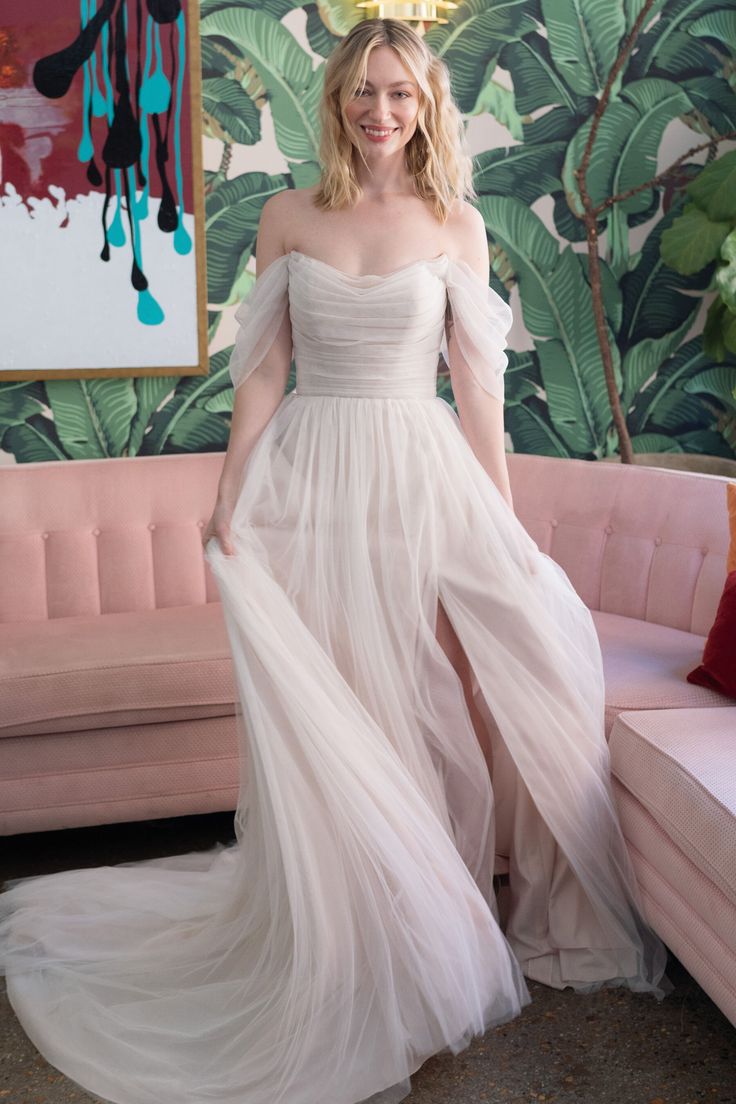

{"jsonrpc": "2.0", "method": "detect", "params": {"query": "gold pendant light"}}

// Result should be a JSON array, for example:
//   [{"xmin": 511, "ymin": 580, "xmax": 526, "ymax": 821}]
[{"xmin": 355, "ymin": 2, "xmax": 459, "ymax": 30}]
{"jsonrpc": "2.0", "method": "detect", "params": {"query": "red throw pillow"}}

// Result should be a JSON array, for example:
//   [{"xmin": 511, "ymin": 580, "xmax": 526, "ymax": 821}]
[{"xmin": 686, "ymin": 482, "xmax": 736, "ymax": 698}]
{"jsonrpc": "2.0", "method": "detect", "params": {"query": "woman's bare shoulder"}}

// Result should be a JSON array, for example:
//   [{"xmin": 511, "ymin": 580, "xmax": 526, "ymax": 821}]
[
  {"xmin": 261, "ymin": 186, "xmax": 317, "ymax": 220},
  {"xmin": 259, "ymin": 187, "xmax": 319, "ymax": 252},
  {"xmin": 444, "ymin": 198, "xmax": 485, "ymax": 240},
  {"xmin": 443, "ymin": 199, "xmax": 488, "ymax": 272}
]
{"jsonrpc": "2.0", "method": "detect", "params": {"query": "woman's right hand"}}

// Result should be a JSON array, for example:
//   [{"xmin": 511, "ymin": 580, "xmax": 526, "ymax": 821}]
[{"xmin": 202, "ymin": 499, "xmax": 236, "ymax": 556}]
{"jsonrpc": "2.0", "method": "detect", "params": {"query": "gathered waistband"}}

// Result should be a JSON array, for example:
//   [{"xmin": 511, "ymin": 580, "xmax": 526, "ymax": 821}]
[{"xmin": 295, "ymin": 360, "xmax": 438, "ymax": 400}]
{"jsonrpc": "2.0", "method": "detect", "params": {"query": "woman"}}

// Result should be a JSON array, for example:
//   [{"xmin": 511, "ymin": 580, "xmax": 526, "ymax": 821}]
[{"xmin": 0, "ymin": 18, "xmax": 670, "ymax": 1104}]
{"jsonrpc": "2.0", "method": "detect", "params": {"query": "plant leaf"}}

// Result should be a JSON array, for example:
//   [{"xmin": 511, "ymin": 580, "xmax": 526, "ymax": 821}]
[
  {"xmin": 202, "ymin": 77, "xmax": 261, "ymax": 145},
  {"xmin": 45, "ymin": 380, "xmax": 137, "ymax": 459}
]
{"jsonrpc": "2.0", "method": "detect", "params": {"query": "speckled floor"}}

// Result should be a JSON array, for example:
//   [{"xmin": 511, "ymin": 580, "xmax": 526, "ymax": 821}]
[{"xmin": 2, "ymin": 813, "xmax": 734, "ymax": 1104}]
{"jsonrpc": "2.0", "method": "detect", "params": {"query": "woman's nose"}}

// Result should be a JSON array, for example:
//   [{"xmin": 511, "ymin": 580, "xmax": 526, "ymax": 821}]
[{"xmin": 366, "ymin": 93, "xmax": 393, "ymax": 118}]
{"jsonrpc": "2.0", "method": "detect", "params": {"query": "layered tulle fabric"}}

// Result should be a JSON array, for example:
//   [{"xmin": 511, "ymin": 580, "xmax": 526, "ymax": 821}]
[
  {"xmin": 0, "ymin": 250, "xmax": 671, "ymax": 1104},
  {"xmin": 228, "ymin": 250, "xmax": 514, "ymax": 401}
]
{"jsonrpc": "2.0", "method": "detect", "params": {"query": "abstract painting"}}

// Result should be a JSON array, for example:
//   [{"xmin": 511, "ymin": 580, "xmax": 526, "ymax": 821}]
[{"xmin": 0, "ymin": 0, "xmax": 207, "ymax": 382}]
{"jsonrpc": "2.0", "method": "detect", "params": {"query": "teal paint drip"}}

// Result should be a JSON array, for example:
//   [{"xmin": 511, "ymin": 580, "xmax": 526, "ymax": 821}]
[
  {"xmin": 140, "ymin": 23, "xmax": 171, "ymax": 114},
  {"xmin": 136, "ymin": 15, "xmax": 154, "ymax": 221},
  {"xmin": 127, "ymin": 164, "xmax": 164, "ymax": 326},
  {"xmin": 78, "ymin": 0, "xmax": 94, "ymax": 162},
  {"xmin": 100, "ymin": 17, "xmax": 125, "ymax": 248},
  {"xmin": 173, "ymin": 11, "xmax": 192, "ymax": 257},
  {"xmin": 89, "ymin": 0, "xmax": 107, "ymax": 116}
]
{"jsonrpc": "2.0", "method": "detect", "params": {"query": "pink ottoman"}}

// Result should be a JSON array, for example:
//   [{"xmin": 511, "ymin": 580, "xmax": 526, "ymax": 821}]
[{"xmin": 609, "ymin": 707, "xmax": 736, "ymax": 1026}]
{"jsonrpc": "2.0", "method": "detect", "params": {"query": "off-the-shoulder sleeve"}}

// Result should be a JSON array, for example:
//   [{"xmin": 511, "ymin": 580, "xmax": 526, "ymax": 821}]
[
  {"xmin": 228, "ymin": 253, "xmax": 291, "ymax": 390},
  {"xmin": 440, "ymin": 257, "xmax": 514, "ymax": 403}
]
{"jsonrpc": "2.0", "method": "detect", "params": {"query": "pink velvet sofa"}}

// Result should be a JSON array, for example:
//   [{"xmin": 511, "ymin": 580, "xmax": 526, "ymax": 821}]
[{"xmin": 1, "ymin": 452, "xmax": 734, "ymax": 1018}]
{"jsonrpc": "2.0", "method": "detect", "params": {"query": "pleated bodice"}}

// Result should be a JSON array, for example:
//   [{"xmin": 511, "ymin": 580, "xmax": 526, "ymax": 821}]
[{"xmin": 288, "ymin": 251, "xmax": 448, "ymax": 399}]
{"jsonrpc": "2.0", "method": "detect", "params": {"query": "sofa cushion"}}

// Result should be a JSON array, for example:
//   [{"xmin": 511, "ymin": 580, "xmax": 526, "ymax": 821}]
[
  {"xmin": 592, "ymin": 609, "xmax": 733, "ymax": 735},
  {"xmin": 609, "ymin": 707, "xmax": 736, "ymax": 909},
  {"xmin": 611, "ymin": 779, "xmax": 736, "ymax": 1028},
  {"xmin": 0, "ymin": 603, "xmax": 236, "ymax": 738}
]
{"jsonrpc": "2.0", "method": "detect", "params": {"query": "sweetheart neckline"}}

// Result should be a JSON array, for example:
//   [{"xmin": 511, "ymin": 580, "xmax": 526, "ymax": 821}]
[{"xmin": 288, "ymin": 249, "xmax": 448, "ymax": 281}]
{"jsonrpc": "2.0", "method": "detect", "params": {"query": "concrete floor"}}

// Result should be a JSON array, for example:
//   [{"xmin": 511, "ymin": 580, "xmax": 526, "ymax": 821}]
[{"xmin": 2, "ymin": 812, "xmax": 734, "ymax": 1104}]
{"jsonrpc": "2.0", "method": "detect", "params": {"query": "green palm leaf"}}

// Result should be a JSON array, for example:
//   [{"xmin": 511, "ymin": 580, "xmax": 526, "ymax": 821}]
[
  {"xmin": 505, "ymin": 398, "xmax": 572, "ymax": 456},
  {"xmin": 205, "ymin": 172, "xmax": 288, "ymax": 306},
  {"xmin": 479, "ymin": 196, "xmax": 615, "ymax": 455},
  {"xmin": 473, "ymin": 142, "xmax": 567, "ymax": 202},
  {"xmin": 1, "ymin": 416, "xmax": 67, "ymax": 462},
  {"xmin": 627, "ymin": 0, "xmax": 731, "ymax": 78},
  {"xmin": 688, "ymin": 9, "xmax": 736, "ymax": 50},
  {"xmin": 424, "ymin": 0, "xmax": 537, "ymax": 113},
  {"xmin": 128, "ymin": 377, "xmax": 180, "ymax": 456},
  {"xmin": 630, "ymin": 433, "xmax": 684, "ymax": 452},
  {"xmin": 142, "ymin": 350, "xmax": 233, "ymax": 455},
  {"xmin": 201, "ymin": 7, "xmax": 321, "ymax": 164},
  {"xmin": 202, "ymin": 78, "xmax": 261, "ymax": 145},
  {"xmin": 45, "ymin": 380, "xmax": 137, "ymax": 459},
  {"xmin": 499, "ymin": 33, "xmax": 580, "ymax": 115},
  {"xmin": 541, "ymin": 0, "xmax": 625, "ymax": 97},
  {"xmin": 684, "ymin": 366, "xmax": 736, "ymax": 408}
]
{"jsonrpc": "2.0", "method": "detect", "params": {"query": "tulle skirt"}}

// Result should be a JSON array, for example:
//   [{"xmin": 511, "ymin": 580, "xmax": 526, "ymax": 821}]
[{"xmin": 0, "ymin": 391, "xmax": 670, "ymax": 1104}]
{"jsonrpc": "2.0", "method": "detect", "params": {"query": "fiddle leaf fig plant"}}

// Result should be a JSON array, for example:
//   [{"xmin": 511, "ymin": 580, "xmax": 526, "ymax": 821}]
[{"xmin": 660, "ymin": 149, "xmax": 736, "ymax": 361}]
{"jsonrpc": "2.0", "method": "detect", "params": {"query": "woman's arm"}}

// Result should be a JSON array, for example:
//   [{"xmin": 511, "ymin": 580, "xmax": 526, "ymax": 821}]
[
  {"xmin": 446, "ymin": 204, "xmax": 515, "ymax": 512},
  {"xmin": 206, "ymin": 195, "xmax": 293, "ymax": 554}
]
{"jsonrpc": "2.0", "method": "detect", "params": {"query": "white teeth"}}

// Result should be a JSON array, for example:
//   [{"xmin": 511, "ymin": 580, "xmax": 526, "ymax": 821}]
[{"xmin": 363, "ymin": 127, "xmax": 395, "ymax": 136}]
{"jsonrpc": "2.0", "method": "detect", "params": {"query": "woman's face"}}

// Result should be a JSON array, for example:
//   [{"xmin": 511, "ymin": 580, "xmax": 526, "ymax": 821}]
[{"xmin": 343, "ymin": 45, "xmax": 420, "ymax": 157}]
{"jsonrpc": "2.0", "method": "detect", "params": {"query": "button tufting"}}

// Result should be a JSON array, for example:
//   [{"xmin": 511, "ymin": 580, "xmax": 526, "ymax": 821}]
[
  {"xmin": 41, "ymin": 532, "xmax": 49, "ymax": 540},
  {"xmin": 654, "ymin": 536, "xmax": 662, "ymax": 546},
  {"xmin": 149, "ymin": 522, "xmax": 156, "ymax": 531},
  {"xmin": 197, "ymin": 520, "xmax": 205, "ymax": 528},
  {"xmin": 92, "ymin": 527, "xmax": 100, "ymax": 536},
  {"xmin": 701, "ymin": 546, "xmax": 708, "ymax": 556},
  {"xmin": 550, "ymin": 519, "xmax": 558, "ymax": 528},
  {"xmin": 604, "ymin": 524, "xmax": 613, "ymax": 535}
]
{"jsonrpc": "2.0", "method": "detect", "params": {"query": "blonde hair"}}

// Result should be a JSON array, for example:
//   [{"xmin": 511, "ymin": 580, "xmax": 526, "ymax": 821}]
[{"xmin": 313, "ymin": 18, "xmax": 475, "ymax": 224}]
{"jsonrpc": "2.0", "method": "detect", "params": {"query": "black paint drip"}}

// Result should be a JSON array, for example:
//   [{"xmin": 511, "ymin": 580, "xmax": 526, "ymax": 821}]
[
  {"xmin": 34, "ymin": 0, "xmax": 185, "ymax": 304},
  {"xmin": 33, "ymin": 0, "xmax": 118, "ymax": 100},
  {"xmin": 147, "ymin": 0, "xmax": 181, "ymax": 25}
]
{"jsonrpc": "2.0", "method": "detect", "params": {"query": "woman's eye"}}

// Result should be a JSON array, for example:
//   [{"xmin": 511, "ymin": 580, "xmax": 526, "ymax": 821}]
[{"xmin": 394, "ymin": 91, "xmax": 409, "ymax": 98}]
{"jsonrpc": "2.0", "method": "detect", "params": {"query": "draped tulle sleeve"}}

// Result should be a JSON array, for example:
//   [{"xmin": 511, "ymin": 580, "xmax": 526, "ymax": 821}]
[
  {"xmin": 228, "ymin": 253, "xmax": 291, "ymax": 390},
  {"xmin": 441, "ymin": 257, "xmax": 514, "ymax": 403}
]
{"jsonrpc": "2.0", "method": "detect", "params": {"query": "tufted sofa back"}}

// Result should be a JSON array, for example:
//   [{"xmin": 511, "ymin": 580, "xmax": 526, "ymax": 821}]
[
  {"xmin": 0, "ymin": 453, "xmax": 224, "ymax": 623},
  {"xmin": 0, "ymin": 451, "xmax": 731, "ymax": 635},
  {"xmin": 509, "ymin": 453, "xmax": 731, "ymax": 637}
]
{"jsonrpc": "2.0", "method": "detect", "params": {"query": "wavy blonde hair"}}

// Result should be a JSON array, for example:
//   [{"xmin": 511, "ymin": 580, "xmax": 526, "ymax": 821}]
[{"xmin": 313, "ymin": 18, "xmax": 475, "ymax": 224}]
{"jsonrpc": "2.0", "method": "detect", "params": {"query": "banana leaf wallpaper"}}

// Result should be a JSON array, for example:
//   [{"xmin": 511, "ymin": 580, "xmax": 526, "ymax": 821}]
[{"xmin": 1, "ymin": 0, "xmax": 735, "ymax": 463}]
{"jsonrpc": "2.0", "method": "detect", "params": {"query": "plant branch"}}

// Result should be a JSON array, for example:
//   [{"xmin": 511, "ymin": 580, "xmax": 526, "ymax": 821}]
[
  {"xmin": 593, "ymin": 130, "xmax": 736, "ymax": 215},
  {"xmin": 573, "ymin": 0, "xmax": 660, "ymax": 464}
]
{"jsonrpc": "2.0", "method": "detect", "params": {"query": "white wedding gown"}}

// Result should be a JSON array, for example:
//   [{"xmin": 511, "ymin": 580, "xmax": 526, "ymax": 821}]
[{"xmin": 0, "ymin": 250, "xmax": 671, "ymax": 1104}]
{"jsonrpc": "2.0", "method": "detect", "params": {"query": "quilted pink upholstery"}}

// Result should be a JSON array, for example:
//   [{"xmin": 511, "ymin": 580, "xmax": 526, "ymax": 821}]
[
  {"xmin": 1, "ymin": 603, "xmax": 234, "ymax": 738},
  {"xmin": 610, "ymin": 709, "xmax": 736, "ymax": 1026},
  {"xmin": 592, "ymin": 610, "xmax": 732, "ymax": 736},
  {"xmin": 0, "ymin": 454, "xmax": 224, "ymax": 623},
  {"xmin": 509, "ymin": 454, "xmax": 730, "ymax": 636},
  {"xmin": 610, "ymin": 709, "xmax": 736, "ymax": 905},
  {"xmin": 1, "ymin": 716, "xmax": 240, "ymax": 834}
]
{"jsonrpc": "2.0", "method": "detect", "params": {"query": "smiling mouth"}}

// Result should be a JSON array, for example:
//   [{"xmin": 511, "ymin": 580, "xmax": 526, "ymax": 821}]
[{"xmin": 361, "ymin": 126, "xmax": 398, "ymax": 137}]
